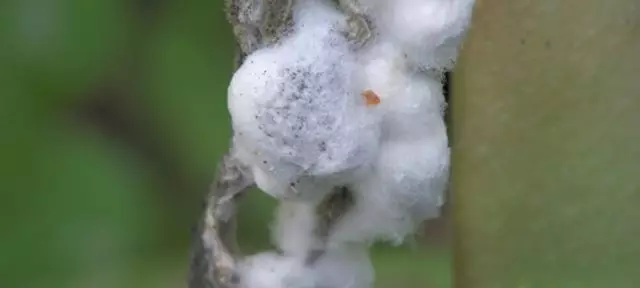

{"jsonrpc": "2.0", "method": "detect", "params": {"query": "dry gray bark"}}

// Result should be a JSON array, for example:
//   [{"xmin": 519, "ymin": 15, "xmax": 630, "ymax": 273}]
[{"xmin": 188, "ymin": 153, "xmax": 254, "ymax": 288}]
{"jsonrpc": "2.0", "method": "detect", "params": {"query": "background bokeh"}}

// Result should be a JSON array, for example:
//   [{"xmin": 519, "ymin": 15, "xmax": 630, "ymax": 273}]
[{"xmin": 0, "ymin": 1, "xmax": 450, "ymax": 287}]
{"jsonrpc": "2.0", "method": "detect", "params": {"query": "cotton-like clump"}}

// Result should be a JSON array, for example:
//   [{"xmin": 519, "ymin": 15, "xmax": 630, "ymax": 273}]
[
  {"xmin": 237, "ymin": 252, "xmax": 315, "ymax": 288},
  {"xmin": 358, "ymin": 0, "xmax": 474, "ymax": 71},
  {"xmin": 238, "ymin": 245, "xmax": 374, "ymax": 288},
  {"xmin": 329, "ymin": 138, "xmax": 449, "ymax": 245},
  {"xmin": 317, "ymin": 39, "xmax": 451, "ymax": 246},
  {"xmin": 228, "ymin": 0, "xmax": 381, "ymax": 201},
  {"xmin": 227, "ymin": 0, "xmax": 473, "ymax": 287},
  {"xmin": 271, "ymin": 201, "xmax": 318, "ymax": 258},
  {"xmin": 303, "ymin": 244, "xmax": 374, "ymax": 288}
]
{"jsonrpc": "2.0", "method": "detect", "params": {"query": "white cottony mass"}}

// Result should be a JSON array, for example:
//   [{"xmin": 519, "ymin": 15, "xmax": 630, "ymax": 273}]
[
  {"xmin": 228, "ymin": 0, "xmax": 381, "ymax": 202},
  {"xmin": 359, "ymin": 0, "xmax": 475, "ymax": 71},
  {"xmin": 227, "ymin": 0, "xmax": 474, "ymax": 287},
  {"xmin": 237, "ymin": 246, "xmax": 374, "ymax": 288}
]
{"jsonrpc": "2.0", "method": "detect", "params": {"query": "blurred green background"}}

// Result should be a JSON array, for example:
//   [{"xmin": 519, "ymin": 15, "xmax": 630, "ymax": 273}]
[{"xmin": 0, "ymin": 1, "xmax": 450, "ymax": 287}]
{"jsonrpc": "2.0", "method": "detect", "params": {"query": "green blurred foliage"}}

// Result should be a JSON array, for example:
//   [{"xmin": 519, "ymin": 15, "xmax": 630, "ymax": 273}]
[{"xmin": 0, "ymin": 1, "xmax": 448, "ymax": 287}]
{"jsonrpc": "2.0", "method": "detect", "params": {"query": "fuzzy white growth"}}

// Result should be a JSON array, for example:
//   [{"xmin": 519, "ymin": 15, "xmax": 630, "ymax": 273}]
[
  {"xmin": 304, "ymin": 244, "xmax": 374, "ymax": 288},
  {"xmin": 228, "ymin": 0, "xmax": 381, "ymax": 201},
  {"xmin": 271, "ymin": 201, "xmax": 319, "ymax": 257},
  {"xmin": 359, "ymin": 0, "xmax": 475, "ymax": 70},
  {"xmin": 229, "ymin": 0, "xmax": 473, "ymax": 287},
  {"xmin": 238, "ymin": 245, "xmax": 374, "ymax": 288},
  {"xmin": 325, "ymin": 43, "xmax": 450, "ymax": 246},
  {"xmin": 238, "ymin": 252, "xmax": 315, "ymax": 288}
]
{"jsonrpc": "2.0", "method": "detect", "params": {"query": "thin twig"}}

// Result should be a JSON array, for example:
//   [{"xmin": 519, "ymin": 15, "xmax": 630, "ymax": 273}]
[{"xmin": 188, "ymin": 153, "xmax": 254, "ymax": 288}]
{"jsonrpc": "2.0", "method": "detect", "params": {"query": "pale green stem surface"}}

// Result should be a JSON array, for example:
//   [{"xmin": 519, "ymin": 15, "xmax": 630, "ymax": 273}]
[{"xmin": 451, "ymin": 1, "xmax": 640, "ymax": 287}]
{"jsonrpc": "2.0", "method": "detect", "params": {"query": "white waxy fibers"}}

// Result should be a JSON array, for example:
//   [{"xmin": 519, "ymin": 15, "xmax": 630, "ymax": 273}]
[
  {"xmin": 358, "ymin": 0, "xmax": 475, "ymax": 71},
  {"xmin": 227, "ymin": 0, "xmax": 474, "ymax": 287},
  {"xmin": 237, "ymin": 245, "xmax": 373, "ymax": 288},
  {"xmin": 228, "ymin": 0, "xmax": 381, "ymax": 202}
]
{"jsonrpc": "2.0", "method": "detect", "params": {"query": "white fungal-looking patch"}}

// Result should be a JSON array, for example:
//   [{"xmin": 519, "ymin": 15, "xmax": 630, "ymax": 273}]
[
  {"xmin": 323, "ymin": 42, "xmax": 450, "ymax": 246},
  {"xmin": 229, "ymin": 0, "xmax": 473, "ymax": 287},
  {"xmin": 237, "ymin": 252, "xmax": 315, "ymax": 288},
  {"xmin": 238, "ymin": 245, "xmax": 374, "ymax": 288},
  {"xmin": 271, "ymin": 201, "xmax": 319, "ymax": 258},
  {"xmin": 359, "ymin": 0, "xmax": 475, "ymax": 70},
  {"xmin": 228, "ymin": 0, "xmax": 381, "ymax": 201}
]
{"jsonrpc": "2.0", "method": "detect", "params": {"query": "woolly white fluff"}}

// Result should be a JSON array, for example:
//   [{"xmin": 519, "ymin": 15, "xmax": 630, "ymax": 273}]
[
  {"xmin": 322, "ymin": 42, "xmax": 450, "ymax": 246},
  {"xmin": 359, "ymin": 0, "xmax": 475, "ymax": 71},
  {"xmin": 228, "ymin": 0, "xmax": 473, "ymax": 287},
  {"xmin": 238, "ymin": 245, "xmax": 373, "ymax": 288},
  {"xmin": 228, "ymin": 0, "xmax": 381, "ymax": 202},
  {"xmin": 237, "ymin": 252, "xmax": 316, "ymax": 288}
]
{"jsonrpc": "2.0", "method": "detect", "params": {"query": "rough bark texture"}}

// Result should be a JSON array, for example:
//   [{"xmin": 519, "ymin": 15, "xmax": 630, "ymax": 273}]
[
  {"xmin": 452, "ymin": 1, "xmax": 640, "ymax": 287},
  {"xmin": 188, "ymin": 153, "xmax": 254, "ymax": 288}
]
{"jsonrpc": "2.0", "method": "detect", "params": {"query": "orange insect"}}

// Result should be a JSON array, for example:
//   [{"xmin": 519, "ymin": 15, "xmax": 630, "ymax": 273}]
[{"xmin": 361, "ymin": 89, "xmax": 381, "ymax": 106}]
